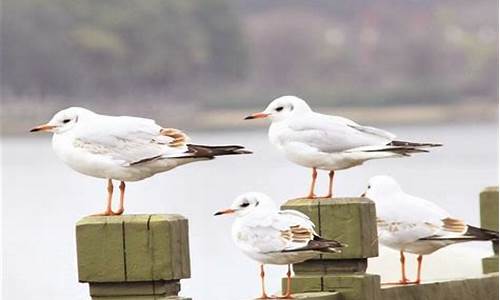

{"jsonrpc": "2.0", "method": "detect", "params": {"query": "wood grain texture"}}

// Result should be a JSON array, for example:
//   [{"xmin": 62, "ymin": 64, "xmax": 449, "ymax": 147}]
[{"xmin": 76, "ymin": 214, "xmax": 190, "ymax": 283}]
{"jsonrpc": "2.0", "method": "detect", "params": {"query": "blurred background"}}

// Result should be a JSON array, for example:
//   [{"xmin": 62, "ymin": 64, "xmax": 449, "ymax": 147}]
[
  {"xmin": 1, "ymin": 0, "xmax": 498, "ymax": 299},
  {"xmin": 1, "ymin": 0, "xmax": 498, "ymax": 132}
]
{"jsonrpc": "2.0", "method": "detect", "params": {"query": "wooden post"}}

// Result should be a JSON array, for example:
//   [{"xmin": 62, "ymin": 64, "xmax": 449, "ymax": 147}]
[
  {"xmin": 76, "ymin": 214, "xmax": 191, "ymax": 300},
  {"xmin": 281, "ymin": 198, "xmax": 381, "ymax": 300},
  {"xmin": 480, "ymin": 187, "xmax": 499, "ymax": 274}
]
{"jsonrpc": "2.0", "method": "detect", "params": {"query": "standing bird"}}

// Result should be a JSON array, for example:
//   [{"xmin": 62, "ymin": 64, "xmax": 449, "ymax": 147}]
[
  {"xmin": 214, "ymin": 192, "xmax": 345, "ymax": 299},
  {"xmin": 30, "ymin": 107, "xmax": 251, "ymax": 216},
  {"xmin": 245, "ymin": 96, "xmax": 441, "ymax": 199},
  {"xmin": 362, "ymin": 175, "xmax": 498, "ymax": 284}
]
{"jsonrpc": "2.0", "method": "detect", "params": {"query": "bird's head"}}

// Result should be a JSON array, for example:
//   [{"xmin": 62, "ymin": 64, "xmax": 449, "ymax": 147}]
[
  {"xmin": 214, "ymin": 192, "xmax": 276, "ymax": 217},
  {"xmin": 244, "ymin": 95, "xmax": 312, "ymax": 122},
  {"xmin": 362, "ymin": 175, "xmax": 402, "ymax": 200},
  {"xmin": 30, "ymin": 107, "xmax": 94, "ymax": 134}
]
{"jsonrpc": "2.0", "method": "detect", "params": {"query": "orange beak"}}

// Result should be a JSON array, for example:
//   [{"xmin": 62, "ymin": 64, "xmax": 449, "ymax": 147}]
[
  {"xmin": 244, "ymin": 112, "xmax": 269, "ymax": 120},
  {"xmin": 30, "ymin": 124, "xmax": 57, "ymax": 132},
  {"xmin": 214, "ymin": 208, "xmax": 236, "ymax": 216}
]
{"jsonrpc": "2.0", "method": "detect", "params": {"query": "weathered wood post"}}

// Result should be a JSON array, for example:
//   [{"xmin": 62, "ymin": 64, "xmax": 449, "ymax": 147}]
[
  {"xmin": 281, "ymin": 198, "xmax": 380, "ymax": 300},
  {"xmin": 480, "ymin": 186, "xmax": 499, "ymax": 274},
  {"xmin": 76, "ymin": 215, "xmax": 191, "ymax": 300}
]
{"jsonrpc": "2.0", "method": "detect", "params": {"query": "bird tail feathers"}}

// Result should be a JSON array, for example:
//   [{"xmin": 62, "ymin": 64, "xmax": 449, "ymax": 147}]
[
  {"xmin": 282, "ymin": 235, "xmax": 346, "ymax": 253},
  {"xmin": 420, "ymin": 225, "xmax": 498, "ymax": 242},
  {"xmin": 169, "ymin": 144, "xmax": 252, "ymax": 159},
  {"xmin": 388, "ymin": 140, "xmax": 442, "ymax": 148},
  {"xmin": 349, "ymin": 140, "xmax": 441, "ymax": 157},
  {"xmin": 464, "ymin": 225, "xmax": 499, "ymax": 241}
]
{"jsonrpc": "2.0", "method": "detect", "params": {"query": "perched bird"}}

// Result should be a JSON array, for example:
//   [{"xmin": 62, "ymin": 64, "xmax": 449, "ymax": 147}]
[
  {"xmin": 245, "ymin": 95, "xmax": 441, "ymax": 199},
  {"xmin": 214, "ymin": 192, "xmax": 344, "ymax": 299},
  {"xmin": 30, "ymin": 107, "xmax": 251, "ymax": 216},
  {"xmin": 363, "ymin": 175, "xmax": 498, "ymax": 284}
]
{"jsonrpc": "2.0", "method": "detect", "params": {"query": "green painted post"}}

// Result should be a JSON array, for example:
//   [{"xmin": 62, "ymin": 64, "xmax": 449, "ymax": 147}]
[
  {"xmin": 76, "ymin": 214, "xmax": 191, "ymax": 300},
  {"xmin": 480, "ymin": 187, "xmax": 499, "ymax": 274},
  {"xmin": 281, "ymin": 198, "xmax": 381, "ymax": 300}
]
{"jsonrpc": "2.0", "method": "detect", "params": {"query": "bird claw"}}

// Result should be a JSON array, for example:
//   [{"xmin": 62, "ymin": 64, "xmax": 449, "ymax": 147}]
[
  {"xmin": 381, "ymin": 278, "xmax": 419, "ymax": 285},
  {"xmin": 89, "ymin": 209, "xmax": 124, "ymax": 216},
  {"xmin": 112, "ymin": 208, "xmax": 124, "ymax": 215},
  {"xmin": 89, "ymin": 211, "xmax": 114, "ymax": 217}
]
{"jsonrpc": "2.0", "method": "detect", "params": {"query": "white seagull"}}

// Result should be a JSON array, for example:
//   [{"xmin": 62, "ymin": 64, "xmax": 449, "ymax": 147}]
[
  {"xmin": 363, "ymin": 175, "xmax": 498, "ymax": 284},
  {"xmin": 214, "ymin": 192, "xmax": 345, "ymax": 299},
  {"xmin": 245, "ymin": 95, "xmax": 441, "ymax": 199},
  {"xmin": 30, "ymin": 107, "xmax": 251, "ymax": 216}
]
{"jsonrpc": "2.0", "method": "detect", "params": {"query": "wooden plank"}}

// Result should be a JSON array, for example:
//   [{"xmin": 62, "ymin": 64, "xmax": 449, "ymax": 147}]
[
  {"xmin": 319, "ymin": 198, "xmax": 378, "ymax": 259},
  {"xmin": 76, "ymin": 216, "xmax": 125, "ymax": 282},
  {"xmin": 76, "ymin": 214, "xmax": 190, "ymax": 283},
  {"xmin": 283, "ymin": 275, "xmax": 323, "ymax": 294},
  {"xmin": 323, "ymin": 274, "xmax": 381, "ymax": 300},
  {"xmin": 482, "ymin": 255, "xmax": 499, "ymax": 274},
  {"xmin": 381, "ymin": 274, "xmax": 499, "ymax": 300},
  {"xmin": 92, "ymin": 296, "xmax": 190, "ymax": 300},
  {"xmin": 124, "ymin": 215, "xmax": 154, "ymax": 281},
  {"xmin": 89, "ymin": 280, "xmax": 180, "ymax": 296},
  {"xmin": 480, "ymin": 186, "xmax": 499, "ymax": 232}
]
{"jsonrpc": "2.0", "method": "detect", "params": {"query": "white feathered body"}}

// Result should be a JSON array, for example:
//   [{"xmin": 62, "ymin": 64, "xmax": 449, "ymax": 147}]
[
  {"xmin": 268, "ymin": 112, "xmax": 400, "ymax": 171},
  {"xmin": 52, "ymin": 115, "xmax": 204, "ymax": 181},
  {"xmin": 232, "ymin": 209, "xmax": 319, "ymax": 265},
  {"xmin": 374, "ymin": 192, "xmax": 466, "ymax": 255}
]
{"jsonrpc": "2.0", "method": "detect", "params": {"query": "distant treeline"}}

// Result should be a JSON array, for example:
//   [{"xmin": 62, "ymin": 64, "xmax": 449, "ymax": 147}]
[{"xmin": 2, "ymin": 0, "xmax": 498, "ymax": 107}]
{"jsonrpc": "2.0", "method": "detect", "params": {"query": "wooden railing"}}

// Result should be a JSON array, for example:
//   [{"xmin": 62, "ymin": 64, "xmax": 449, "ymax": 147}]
[{"xmin": 75, "ymin": 187, "xmax": 499, "ymax": 299}]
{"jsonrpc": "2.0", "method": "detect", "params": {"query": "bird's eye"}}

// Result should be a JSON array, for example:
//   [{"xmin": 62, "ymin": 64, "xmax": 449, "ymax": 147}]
[
  {"xmin": 275, "ymin": 106, "xmax": 284, "ymax": 112},
  {"xmin": 240, "ymin": 202, "xmax": 250, "ymax": 208},
  {"xmin": 62, "ymin": 119, "xmax": 71, "ymax": 124},
  {"xmin": 368, "ymin": 185, "xmax": 371, "ymax": 189}
]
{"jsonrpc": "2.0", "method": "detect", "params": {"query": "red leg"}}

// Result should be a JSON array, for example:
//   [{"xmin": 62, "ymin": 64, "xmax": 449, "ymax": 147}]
[
  {"xmin": 278, "ymin": 264, "xmax": 293, "ymax": 299},
  {"xmin": 399, "ymin": 251, "xmax": 410, "ymax": 284},
  {"xmin": 257, "ymin": 264, "xmax": 270, "ymax": 299},
  {"xmin": 113, "ymin": 181, "xmax": 126, "ymax": 215},
  {"xmin": 91, "ymin": 179, "xmax": 114, "ymax": 216},
  {"xmin": 307, "ymin": 168, "xmax": 318, "ymax": 199},
  {"xmin": 320, "ymin": 170, "xmax": 335, "ymax": 198},
  {"xmin": 415, "ymin": 255, "xmax": 423, "ymax": 284},
  {"xmin": 327, "ymin": 170, "xmax": 335, "ymax": 198}
]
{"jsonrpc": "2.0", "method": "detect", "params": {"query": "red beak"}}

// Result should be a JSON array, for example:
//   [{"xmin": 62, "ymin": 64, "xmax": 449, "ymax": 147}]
[
  {"xmin": 214, "ymin": 208, "xmax": 236, "ymax": 216},
  {"xmin": 244, "ymin": 112, "xmax": 270, "ymax": 120},
  {"xmin": 30, "ymin": 124, "xmax": 57, "ymax": 132}
]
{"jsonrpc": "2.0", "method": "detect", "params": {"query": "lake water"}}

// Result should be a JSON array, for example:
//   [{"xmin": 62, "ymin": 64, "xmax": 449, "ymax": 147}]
[{"xmin": 2, "ymin": 123, "xmax": 498, "ymax": 300}]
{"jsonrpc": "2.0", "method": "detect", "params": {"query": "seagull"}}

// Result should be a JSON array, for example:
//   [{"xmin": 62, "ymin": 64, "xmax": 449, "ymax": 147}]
[
  {"xmin": 362, "ymin": 175, "xmax": 498, "ymax": 284},
  {"xmin": 214, "ymin": 192, "xmax": 345, "ymax": 299},
  {"xmin": 244, "ymin": 95, "xmax": 441, "ymax": 199},
  {"xmin": 30, "ymin": 107, "xmax": 251, "ymax": 216}
]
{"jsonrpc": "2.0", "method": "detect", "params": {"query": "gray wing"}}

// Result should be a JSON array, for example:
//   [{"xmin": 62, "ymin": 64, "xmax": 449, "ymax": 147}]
[
  {"xmin": 286, "ymin": 113, "xmax": 395, "ymax": 153},
  {"xmin": 73, "ymin": 116, "xmax": 187, "ymax": 165}
]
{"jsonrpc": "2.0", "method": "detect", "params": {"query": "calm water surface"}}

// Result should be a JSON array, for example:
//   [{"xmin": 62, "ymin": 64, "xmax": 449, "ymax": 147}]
[{"xmin": 2, "ymin": 123, "xmax": 498, "ymax": 300}]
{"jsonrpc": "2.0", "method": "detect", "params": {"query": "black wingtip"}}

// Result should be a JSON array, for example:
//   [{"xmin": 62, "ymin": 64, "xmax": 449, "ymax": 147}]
[
  {"xmin": 234, "ymin": 149, "xmax": 253, "ymax": 154},
  {"xmin": 186, "ymin": 144, "xmax": 252, "ymax": 157}
]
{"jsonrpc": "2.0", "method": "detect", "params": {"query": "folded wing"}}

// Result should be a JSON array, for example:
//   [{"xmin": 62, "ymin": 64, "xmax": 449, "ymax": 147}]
[
  {"xmin": 73, "ymin": 115, "xmax": 188, "ymax": 166},
  {"xmin": 243, "ymin": 210, "xmax": 343, "ymax": 254},
  {"xmin": 287, "ymin": 113, "xmax": 394, "ymax": 153}
]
